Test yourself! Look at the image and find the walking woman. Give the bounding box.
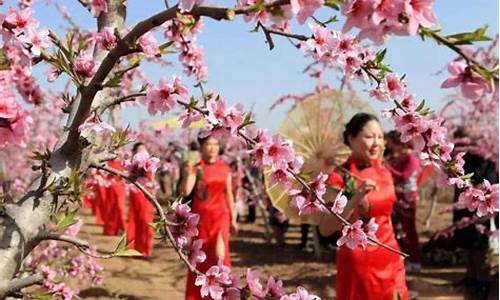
[182,135,238,300]
[316,113,408,300]
[126,142,155,257]
[102,159,127,236]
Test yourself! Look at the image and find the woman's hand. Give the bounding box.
[230,218,239,235]
[357,179,377,196]
[355,180,376,215]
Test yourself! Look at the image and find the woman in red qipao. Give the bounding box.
[181,135,238,300]
[316,113,408,300]
[83,169,107,225]
[126,143,155,257]
[102,160,126,236]
[385,130,422,272]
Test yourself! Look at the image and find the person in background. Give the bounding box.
[181,135,238,300]
[266,197,289,247]
[126,142,155,257]
[316,113,408,300]
[452,127,499,299]
[102,159,126,236]
[385,130,422,273]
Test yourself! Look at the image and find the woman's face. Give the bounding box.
[201,137,220,160]
[386,139,403,156]
[134,144,147,154]
[348,120,384,163]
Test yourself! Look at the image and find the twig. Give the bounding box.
[76,0,91,13]
[91,164,201,274]
[35,232,115,259]
[421,28,498,82]
[38,232,90,249]
[257,22,308,51]
[98,92,146,114]
[90,164,176,227]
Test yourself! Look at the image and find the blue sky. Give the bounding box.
[8,0,499,131]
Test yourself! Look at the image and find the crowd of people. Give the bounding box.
[82,113,498,300]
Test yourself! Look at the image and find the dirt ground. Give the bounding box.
[75,193,499,300]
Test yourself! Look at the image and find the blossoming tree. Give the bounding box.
[0,0,498,299]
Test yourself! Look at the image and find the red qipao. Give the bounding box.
[126,178,155,257]
[186,159,232,300]
[102,160,127,236]
[83,171,107,225]
[327,158,408,300]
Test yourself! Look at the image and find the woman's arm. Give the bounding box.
[226,174,238,233]
[179,162,196,197]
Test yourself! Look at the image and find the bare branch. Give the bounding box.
[76,0,91,13]
[258,23,308,48]
[37,232,90,249]
[2,273,44,297]
[98,92,146,114]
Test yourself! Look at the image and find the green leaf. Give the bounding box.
[114,234,143,257]
[57,211,78,230]
[324,15,339,24]
[374,48,387,65]
[104,73,123,88]
[473,65,494,82]
[416,99,426,112]
[446,26,492,45]
[159,41,175,52]
[149,220,165,232]
[297,171,314,182]
[115,248,143,257]
[111,127,131,149]
[324,0,342,10]
[0,48,10,71]
[418,27,442,41]
[31,293,55,300]
[114,234,127,252]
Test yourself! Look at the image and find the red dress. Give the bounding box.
[327,158,408,300]
[126,176,155,257]
[186,159,231,300]
[387,153,421,264]
[87,171,108,226]
[102,160,126,236]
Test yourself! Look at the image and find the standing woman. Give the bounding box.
[182,135,238,300]
[102,159,127,236]
[126,143,155,257]
[317,113,408,300]
[385,130,422,272]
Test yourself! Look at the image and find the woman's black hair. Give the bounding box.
[132,142,145,154]
[385,130,402,145]
[198,134,225,155]
[343,113,379,146]
[189,141,199,151]
[197,135,212,147]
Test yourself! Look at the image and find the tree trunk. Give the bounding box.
[0,1,127,295]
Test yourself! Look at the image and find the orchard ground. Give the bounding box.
[75,190,499,300]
